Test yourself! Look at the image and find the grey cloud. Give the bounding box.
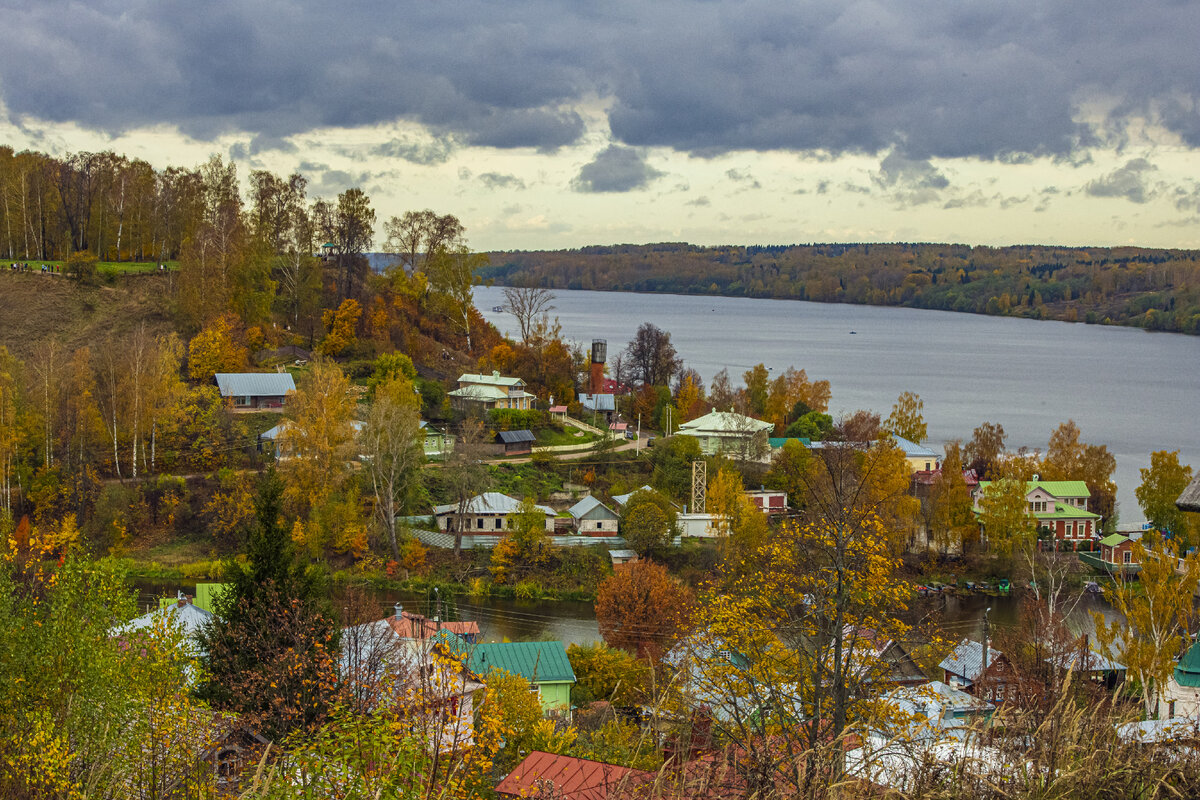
[3,1,1200,161]
[370,136,455,165]
[478,172,527,190]
[1085,158,1157,203]
[726,168,761,189]
[816,180,830,194]
[686,196,711,206]
[874,151,949,205]
[310,169,372,197]
[571,145,663,193]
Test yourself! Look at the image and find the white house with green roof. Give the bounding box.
[975,478,1101,543]
[1161,640,1200,719]
[448,371,534,412]
[676,409,773,459]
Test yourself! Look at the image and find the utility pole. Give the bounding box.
[636,413,641,455]
[982,606,991,678]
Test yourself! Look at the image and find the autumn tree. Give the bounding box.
[318,187,375,301]
[835,409,882,442]
[742,363,770,416]
[444,418,490,557]
[673,370,704,423]
[198,469,337,740]
[1095,532,1200,718]
[927,441,976,553]
[0,347,20,515]
[502,285,556,344]
[318,297,362,356]
[708,368,736,409]
[1137,450,1198,541]
[363,372,425,560]
[187,314,249,382]
[596,560,693,660]
[977,476,1037,557]
[427,244,487,352]
[618,490,676,559]
[623,322,681,387]
[281,359,357,555]
[884,390,926,442]
[1040,420,1117,524]
[965,421,1006,478]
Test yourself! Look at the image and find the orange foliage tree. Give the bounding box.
[596,560,693,660]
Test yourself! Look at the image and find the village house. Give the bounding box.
[568,495,620,534]
[432,492,555,534]
[259,419,365,460]
[458,641,576,718]
[388,604,480,645]
[579,392,616,424]
[1096,531,1142,571]
[939,639,1015,702]
[447,371,534,412]
[893,435,941,473]
[495,428,536,455]
[421,421,455,459]
[111,594,215,658]
[676,409,773,458]
[848,627,926,687]
[745,488,788,516]
[214,372,296,411]
[339,610,485,751]
[974,478,1101,542]
[1160,639,1200,719]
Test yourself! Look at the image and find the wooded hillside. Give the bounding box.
[482,242,1200,334]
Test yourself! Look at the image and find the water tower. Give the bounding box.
[590,339,607,394]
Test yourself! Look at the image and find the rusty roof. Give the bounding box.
[496,751,654,799]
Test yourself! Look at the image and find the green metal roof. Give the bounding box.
[1176,640,1200,688]
[978,480,1091,497]
[467,641,576,684]
[1040,502,1101,520]
[1099,533,1128,547]
[768,437,811,448]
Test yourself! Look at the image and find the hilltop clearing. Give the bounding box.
[0,271,175,359]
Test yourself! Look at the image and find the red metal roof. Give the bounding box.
[387,613,480,640]
[550,405,568,413]
[496,751,653,799]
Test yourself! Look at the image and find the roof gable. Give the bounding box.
[568,495,618,521]
[939,639,1005,683]
[678,409,772,434]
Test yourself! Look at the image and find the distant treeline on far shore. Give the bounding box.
[482,241,1200,335]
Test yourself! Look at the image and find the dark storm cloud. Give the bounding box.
[369,136,456,165]
[1085,158,1158,203]
[572,145,663,193]
[2,1,1200,161]
[873,151,950,205]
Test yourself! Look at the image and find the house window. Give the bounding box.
[1124,550,1132,564]
[234,395,250,407]
[925,462,931,471]
[495,518,502,530]
[597,522,604,530]
[1067,522,1074,537]
[476,518,484,530]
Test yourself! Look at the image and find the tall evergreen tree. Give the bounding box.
[197,468,338,740]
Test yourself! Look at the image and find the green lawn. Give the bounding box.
[4,259,178,275]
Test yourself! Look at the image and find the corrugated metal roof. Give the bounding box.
[497,429,536,444]
[457,372,525,387]
[611,486,655,506]
[892,435,938,459]
[432,492,554,516]
[214,372,296,397]
[678,409,772,434]
[468,641,575,683]
[939,639,1004,684]
[568,495,618,521]
[496,751,653,799]
[580,393,615,412]
[1178,475,1200,512]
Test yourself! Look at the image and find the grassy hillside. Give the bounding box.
[0,271,176,359]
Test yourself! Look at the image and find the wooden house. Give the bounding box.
[214,372,296,411]
[448,371,534,412]
[463,641,576,717]
[495,428,535,455]
[432,492,555,534]
[568,495,620,534]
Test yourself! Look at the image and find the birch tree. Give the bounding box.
[0,347,21,514]
[362,373,425,559]
[1095,532,1200,718]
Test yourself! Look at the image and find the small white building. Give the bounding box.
[567,495,620,535]
[432,492,555,534]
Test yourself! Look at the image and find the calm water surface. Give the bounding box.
[477,285,1200,524]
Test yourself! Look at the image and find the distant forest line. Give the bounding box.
[482,242,1200,335]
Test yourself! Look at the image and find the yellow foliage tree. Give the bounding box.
[318,297,363,356]
[186,314,248,382]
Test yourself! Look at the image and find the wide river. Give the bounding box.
[476,285,1200,525]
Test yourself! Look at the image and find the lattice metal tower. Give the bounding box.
[691,460,706,514]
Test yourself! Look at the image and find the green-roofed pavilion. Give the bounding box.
[1175,641,1200,688]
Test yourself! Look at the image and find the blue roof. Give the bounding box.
[568,495,618,521]
[497,429,536,444]
[214,372,296,397]
[892,435,938,459]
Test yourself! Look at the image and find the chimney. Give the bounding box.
[394,603,403,619]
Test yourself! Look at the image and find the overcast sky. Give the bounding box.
[3,0,1200,250]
